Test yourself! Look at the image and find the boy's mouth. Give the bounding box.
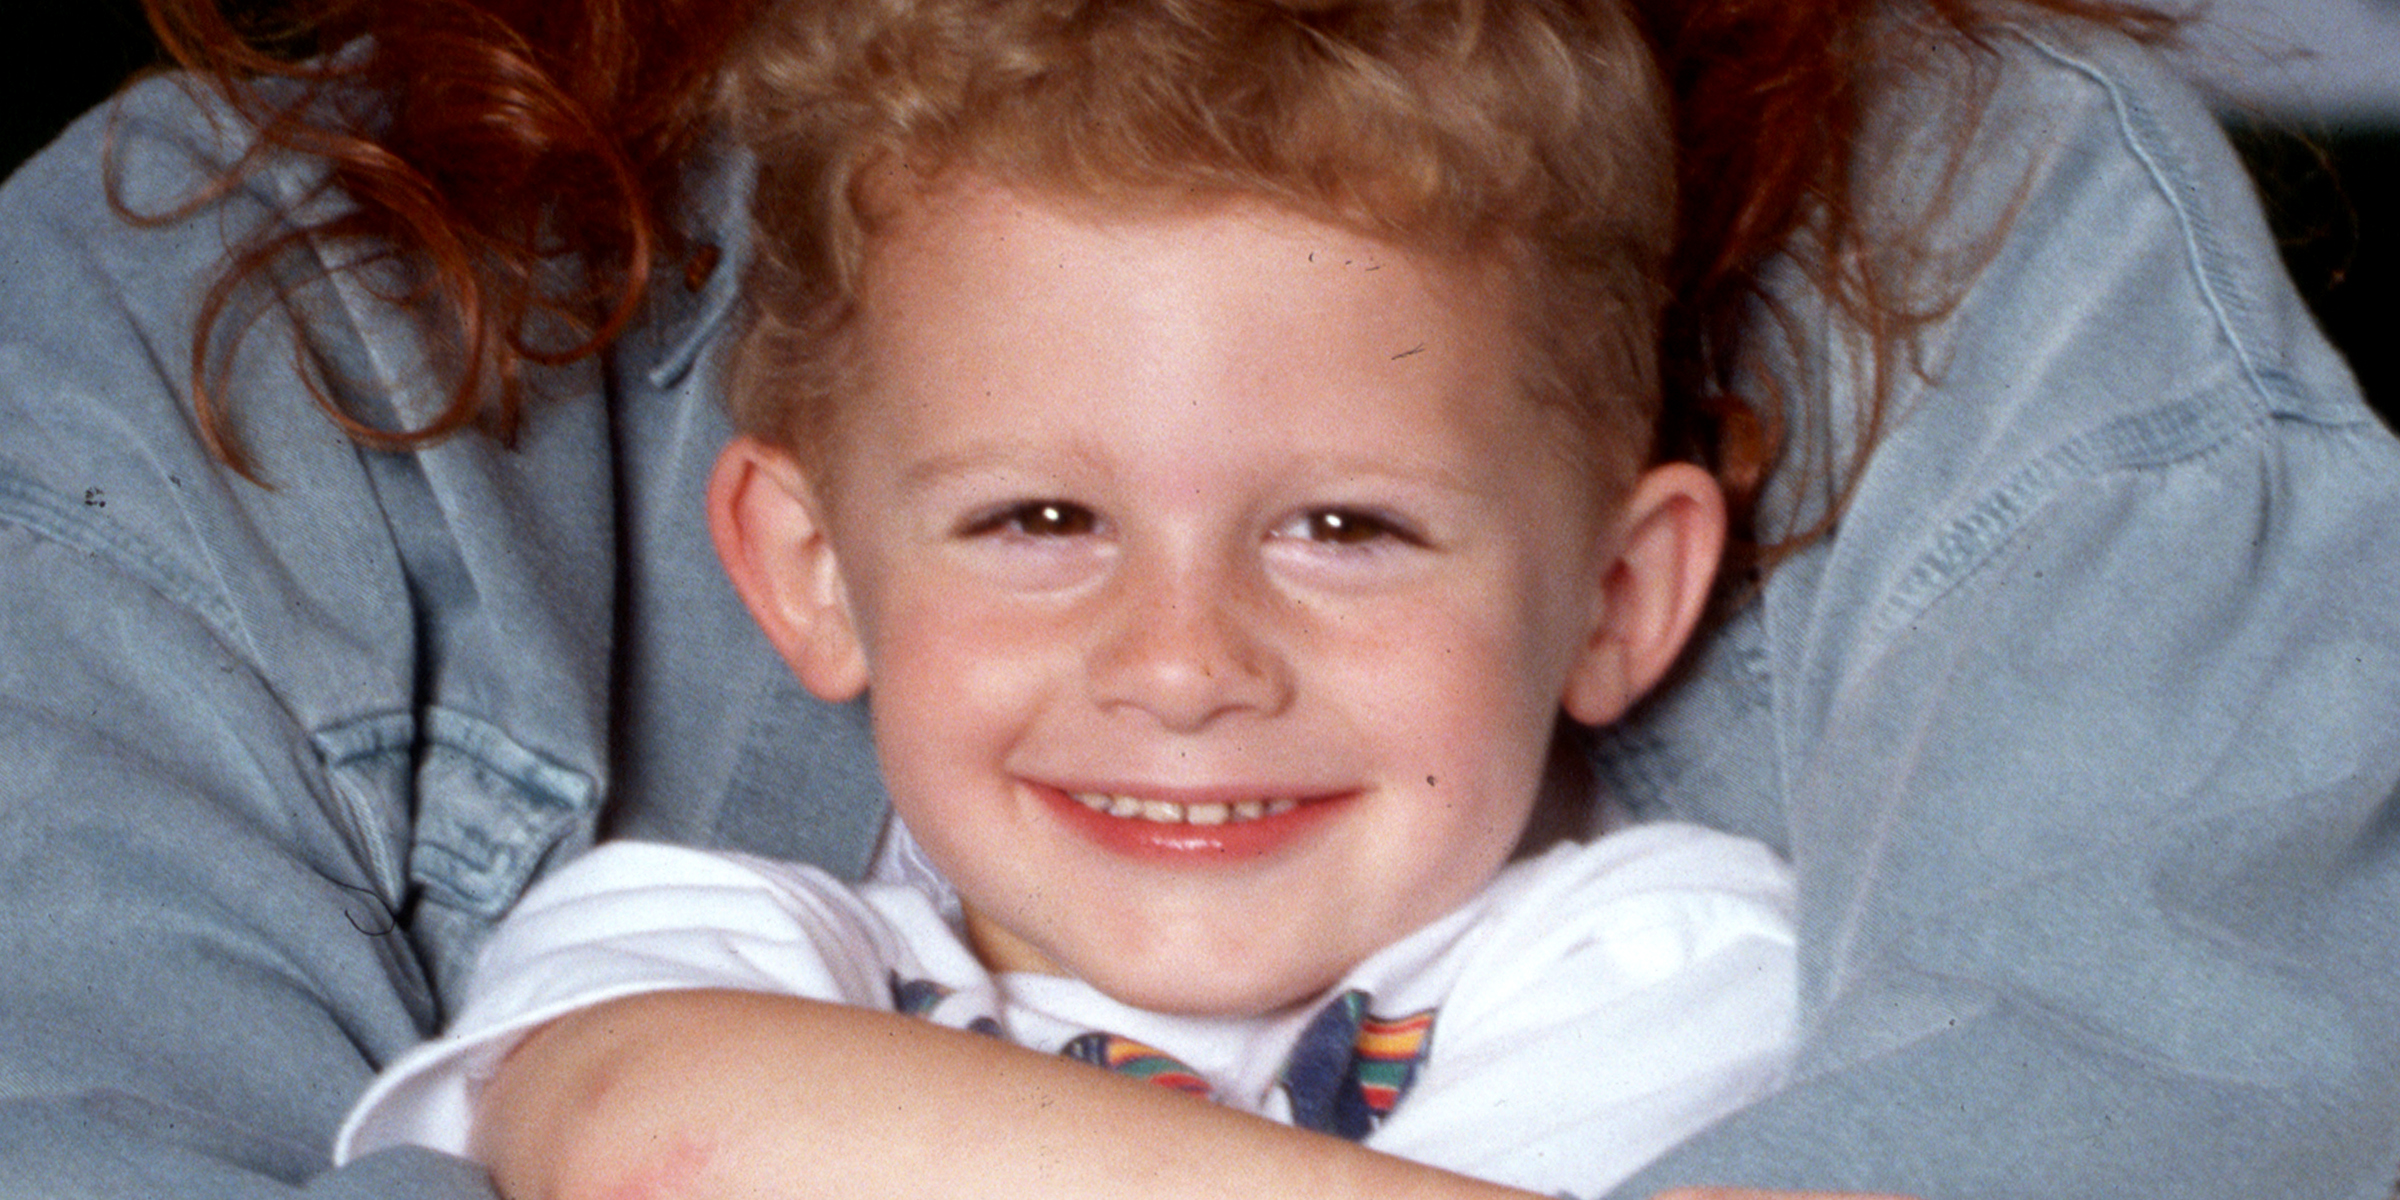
[1068,792,1301,826]
[1032,781,1345,862]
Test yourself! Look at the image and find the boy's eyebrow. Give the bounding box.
[892,438,1110,494]
[895,440,1503,507]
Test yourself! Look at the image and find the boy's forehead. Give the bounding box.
[869,173,1505,299]
[830,177,1607,518]
[862,180,1501,384]
[862,185,1524,401]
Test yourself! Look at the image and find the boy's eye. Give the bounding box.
[1279,508,1417,547]
[962,501,1099,538]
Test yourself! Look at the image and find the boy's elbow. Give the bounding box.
[472,1001,720,1200]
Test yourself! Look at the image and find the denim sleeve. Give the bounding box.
[0,522,413,1195]
[1597,24,2400,1200]
[0,68,896,1196]
[0,83,533,1199]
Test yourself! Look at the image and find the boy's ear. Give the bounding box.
[707,436,871,703]
[1561,462,1727,727]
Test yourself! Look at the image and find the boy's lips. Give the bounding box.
[1030,782,1347,862]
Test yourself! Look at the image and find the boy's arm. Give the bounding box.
[476,989,1543,1200]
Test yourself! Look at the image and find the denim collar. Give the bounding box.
[643,136,758,391]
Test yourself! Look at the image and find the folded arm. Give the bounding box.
[477,989,1543,1200]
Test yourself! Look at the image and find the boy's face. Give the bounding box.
[756,182,1643,1017]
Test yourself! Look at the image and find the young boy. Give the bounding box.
[336,1,1795,1196]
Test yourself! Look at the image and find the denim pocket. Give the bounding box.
[315,707,598,1015]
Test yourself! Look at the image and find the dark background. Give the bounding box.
[5,0,2393,428]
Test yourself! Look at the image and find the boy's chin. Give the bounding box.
[965,899,1367,1018]
[1071,952,1348,1020]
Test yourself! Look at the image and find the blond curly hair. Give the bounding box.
[723,0,1671,494]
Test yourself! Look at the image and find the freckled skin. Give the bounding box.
[515,177,1726,1200]
[794,180,1626,1017]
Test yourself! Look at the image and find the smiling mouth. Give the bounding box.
[1069,793,1302,826]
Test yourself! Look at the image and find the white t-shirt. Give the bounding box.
[337,822,1796,1197]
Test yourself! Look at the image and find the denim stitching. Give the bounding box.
[0,475,241,636]
[1867,394,2260,647]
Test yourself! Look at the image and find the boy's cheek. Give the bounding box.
[865,609,1066,734]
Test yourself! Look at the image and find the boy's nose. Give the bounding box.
[1086,559,1292,731]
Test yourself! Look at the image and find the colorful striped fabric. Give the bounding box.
[1351,1008,1436,1116]
[1059,1032,1214,1099]
[1279,989,1438,1140]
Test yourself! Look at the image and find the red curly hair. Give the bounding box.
[134,0,765,469]
[135,0,2169,548]
[1649,0,2172,561]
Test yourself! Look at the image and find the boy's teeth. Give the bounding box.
[1071,793,1299,825]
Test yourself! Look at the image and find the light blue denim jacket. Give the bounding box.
[1,21,2394,1200]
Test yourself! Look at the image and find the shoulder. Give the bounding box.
[1631,5,2400,972]
[1758,15,2393,658]
[1441,827,1795,1003]
[0,78,666,987]
[507,841,903,936]
[0,72,358,386]
[470,842,925,1015]
[499,841,977,985]
[1782,14,2374,471]
[1361,828,1799,1192]
[0,76,400,625]
[1609,18,2400,840]
[1944,17,2360,427]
